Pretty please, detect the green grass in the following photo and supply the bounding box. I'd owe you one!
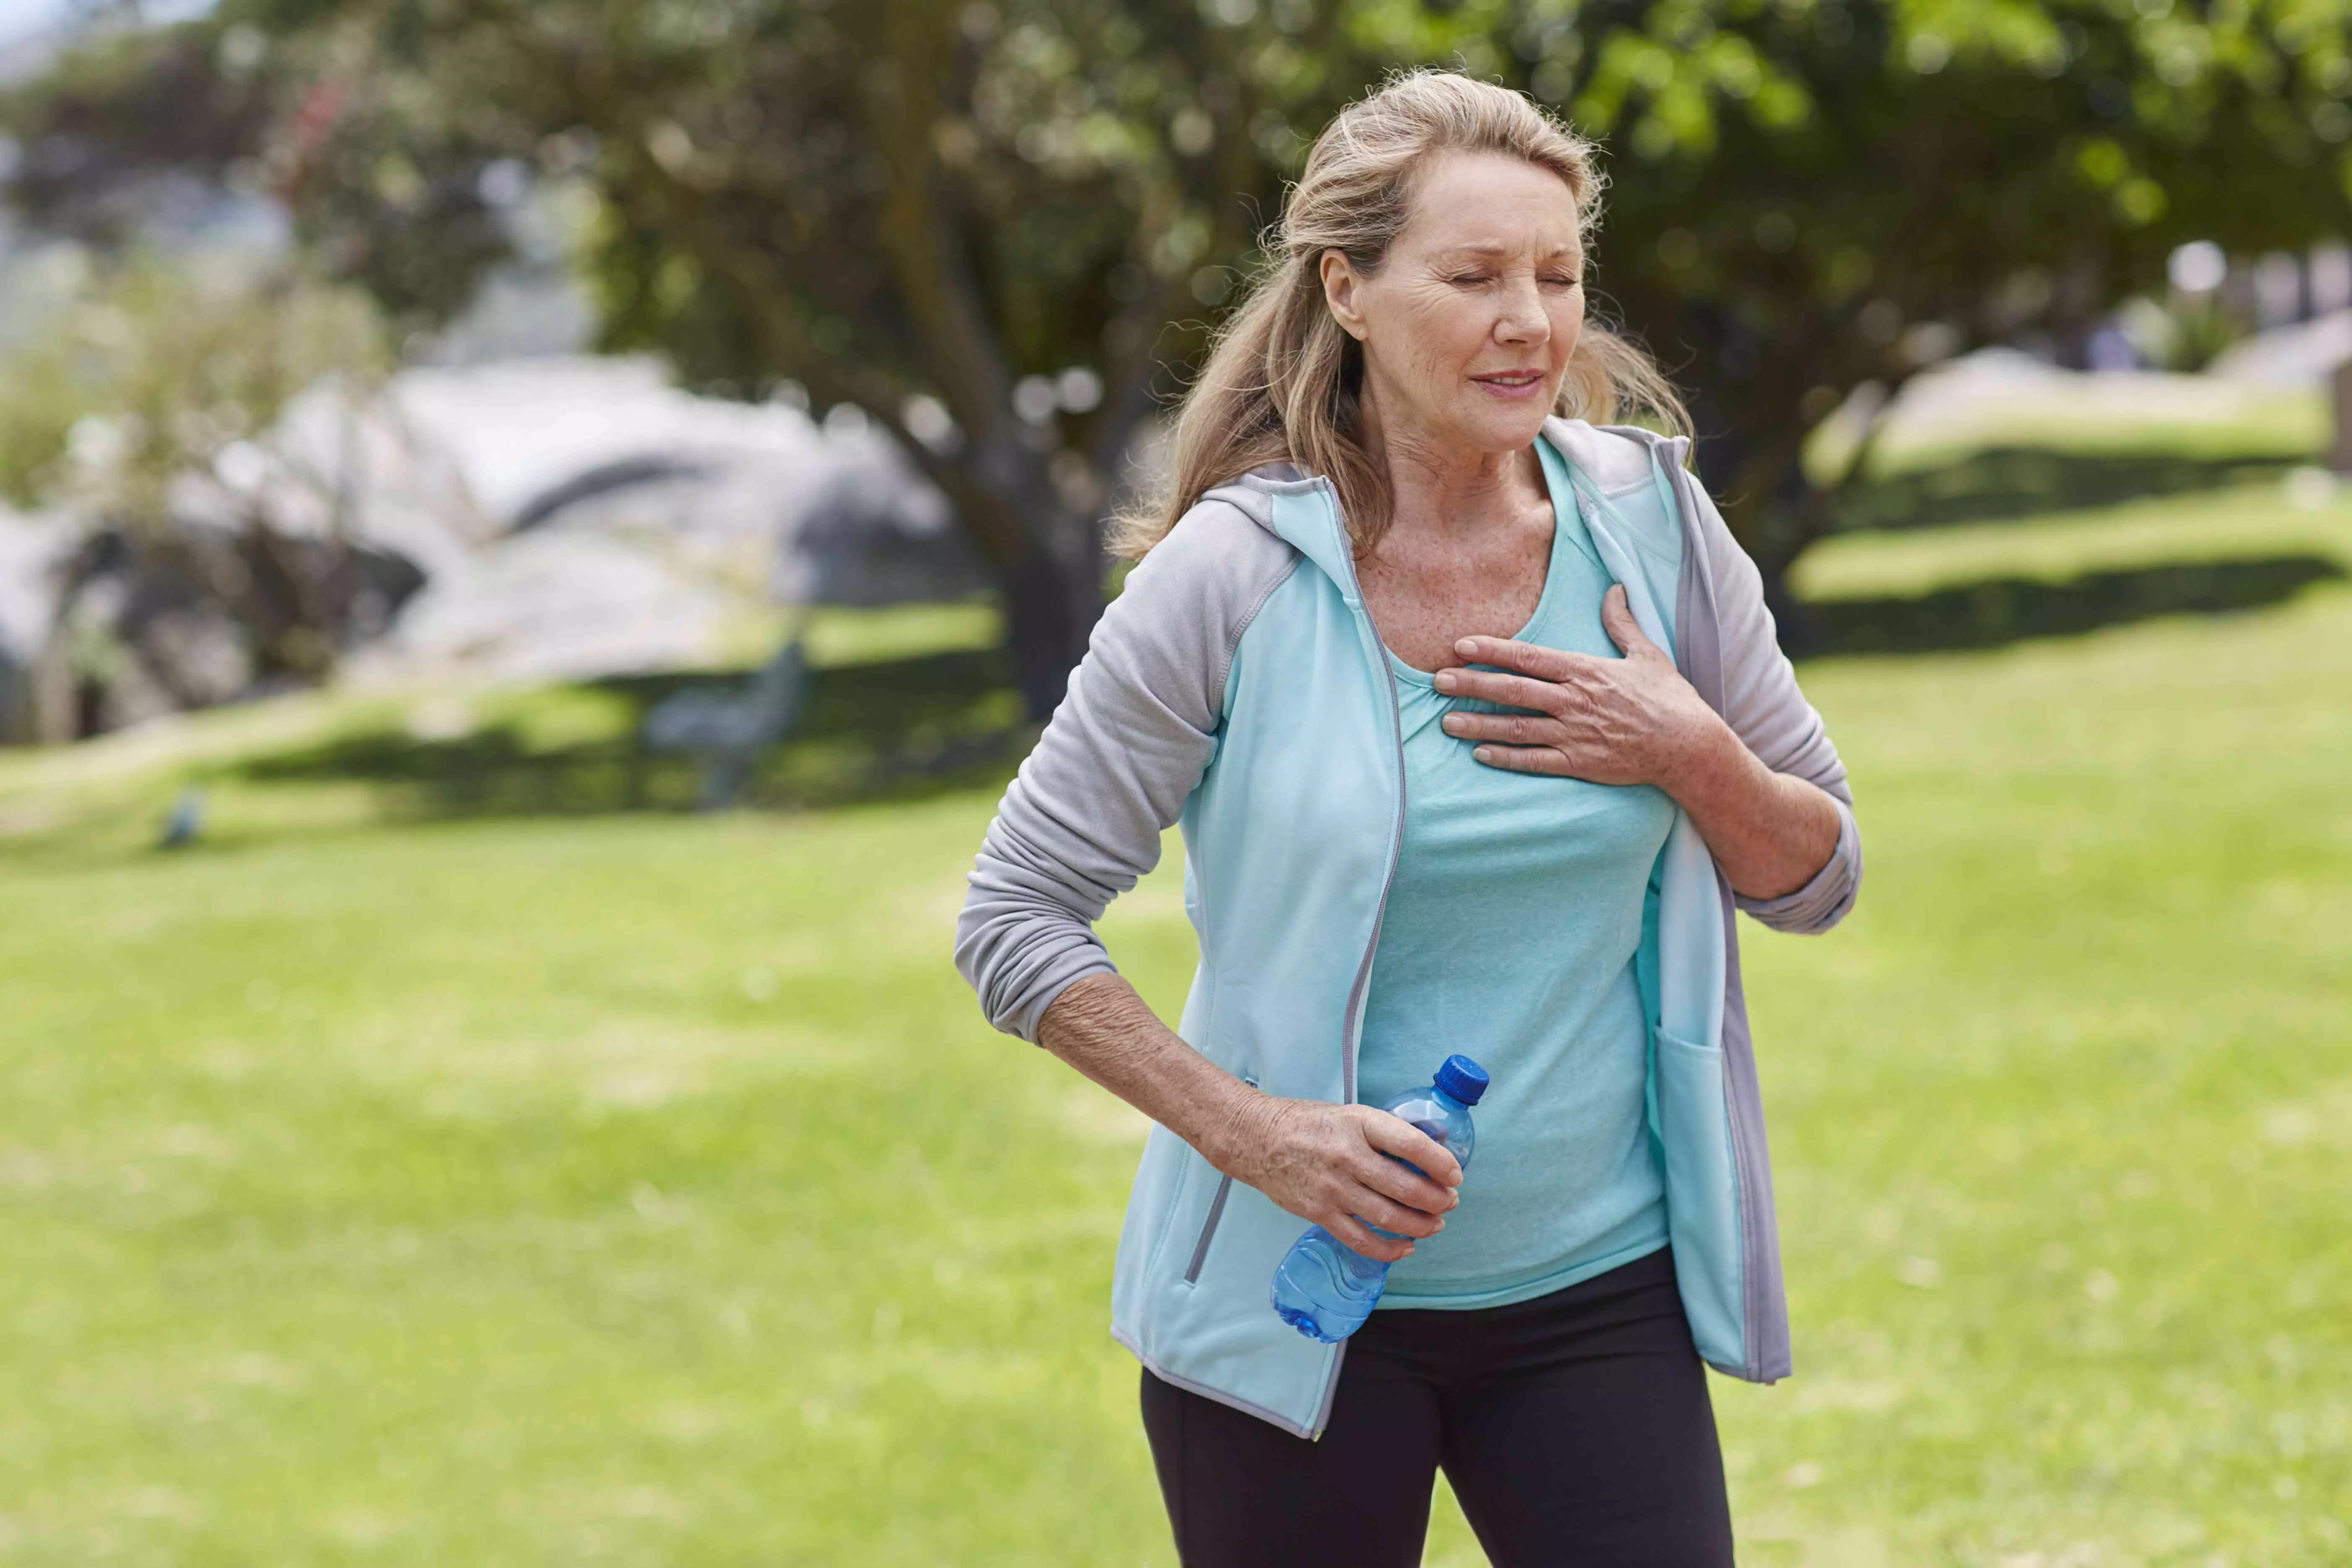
[1794,470,2352,600]
[2,481,2349,1563]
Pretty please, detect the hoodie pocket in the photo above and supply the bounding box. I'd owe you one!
[1180,1074,1259,1287]
[1653,1024,1747,1372]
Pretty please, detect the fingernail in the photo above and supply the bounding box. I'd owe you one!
[1473,747,1493,762]
[1433,671,1456,693]
[1454,638,1476,655]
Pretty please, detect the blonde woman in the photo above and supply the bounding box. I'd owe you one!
[957,70,1860,1565]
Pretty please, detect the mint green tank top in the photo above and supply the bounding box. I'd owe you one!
[1362,439,1674,1309]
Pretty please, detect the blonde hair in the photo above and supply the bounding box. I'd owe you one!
[1111,69,1689,561]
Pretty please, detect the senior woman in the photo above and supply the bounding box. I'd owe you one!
[956,70,1860,1567]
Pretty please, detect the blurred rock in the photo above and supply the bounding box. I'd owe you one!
[0,353,989,737]
[0,508,74,742]
[346,356,983,684]
[399,356,983,598]
[139,603,254,708]
[355,530,731,685]
[2208,311,2352,390]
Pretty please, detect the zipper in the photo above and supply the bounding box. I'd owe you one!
[1304,475,1412,1436]
[1179,1173,1235,1285]
[1181,1073,1259,1285]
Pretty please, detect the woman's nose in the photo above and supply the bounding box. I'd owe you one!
[1494,281,1551,343]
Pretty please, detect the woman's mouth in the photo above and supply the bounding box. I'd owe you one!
[1471,370,1545,397]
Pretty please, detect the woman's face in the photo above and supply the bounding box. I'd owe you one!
[1321,150,1585,459]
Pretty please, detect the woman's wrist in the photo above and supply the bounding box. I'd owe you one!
[1655,717,1845,898]
[1196,1083,1282,1178]
[1654,705,1750,808]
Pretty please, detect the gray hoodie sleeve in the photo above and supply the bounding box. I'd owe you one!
[953,495,1300,1041]
[1689,479,1863,935]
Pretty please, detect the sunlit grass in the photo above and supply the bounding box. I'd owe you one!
[0,478,2347,1563]
[801,598,1002,668]
[1840,384,2328,482]
[1795,471,2352,601]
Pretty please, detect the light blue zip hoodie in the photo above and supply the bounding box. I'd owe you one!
[956,419,1862,1440]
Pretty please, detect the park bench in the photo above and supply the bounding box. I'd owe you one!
[641,616,812,809]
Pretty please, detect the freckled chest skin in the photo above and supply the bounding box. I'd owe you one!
[1356,458,1556,674]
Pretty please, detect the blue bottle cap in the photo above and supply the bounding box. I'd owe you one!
[1435,1054,1489,1106]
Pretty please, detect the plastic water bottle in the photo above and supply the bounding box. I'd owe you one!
[1269,1054,1490,1343]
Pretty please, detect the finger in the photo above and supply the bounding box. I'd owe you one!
[1328,1212,1415,1263]
[1430,667,1564,711]
[1361,1112,1464,1191]
[1350,1186,1445,1239]
[1449,636,1591,681]
[1440,710,1557,746]
[1353,1153,1457,1219]
[1599,584,1654,657]
[1469,743,1576,776]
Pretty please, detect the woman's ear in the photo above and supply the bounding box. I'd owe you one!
[1320,249,1369,342]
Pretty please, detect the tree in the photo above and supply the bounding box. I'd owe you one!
[78,0,1507,718]
[11,0,2349,674]
[1480,0,2352,606]
[11,0,1563,714]
[0,259,397,737]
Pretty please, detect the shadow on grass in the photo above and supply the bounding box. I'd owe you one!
[1841,448,2306,533]
[217,554,2345,820]
[1803,553,2347,657]
[233,648,1031,820]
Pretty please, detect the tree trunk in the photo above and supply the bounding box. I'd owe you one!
[994,541,1100,722]
[1690,411,1836,655]
[948,456,1106,723]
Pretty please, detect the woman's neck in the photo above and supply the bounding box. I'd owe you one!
[1359,386,1545,546]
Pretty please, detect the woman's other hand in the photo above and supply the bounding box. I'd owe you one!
[1210,1096,1463,1263]
[1432,583,1719,787]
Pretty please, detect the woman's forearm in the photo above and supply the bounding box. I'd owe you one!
[1036,972,1271,1171]
[1035,971,1463,1257]
[1664,714,1843,901]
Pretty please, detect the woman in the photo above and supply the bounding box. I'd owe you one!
[956,70,1860,1566]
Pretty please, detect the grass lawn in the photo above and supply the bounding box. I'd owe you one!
[0,479,2347,1564]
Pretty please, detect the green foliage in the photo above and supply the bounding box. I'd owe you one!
[1489,0,2352,569]
[12,0,2351,610]
[234,0,2352,590]
[0,259,389,532]
[0,21,277,247]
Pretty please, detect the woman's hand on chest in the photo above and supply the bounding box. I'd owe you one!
[1433,582,1727,791]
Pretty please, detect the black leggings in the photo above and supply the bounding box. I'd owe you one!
[1139,1246,1734,1568]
